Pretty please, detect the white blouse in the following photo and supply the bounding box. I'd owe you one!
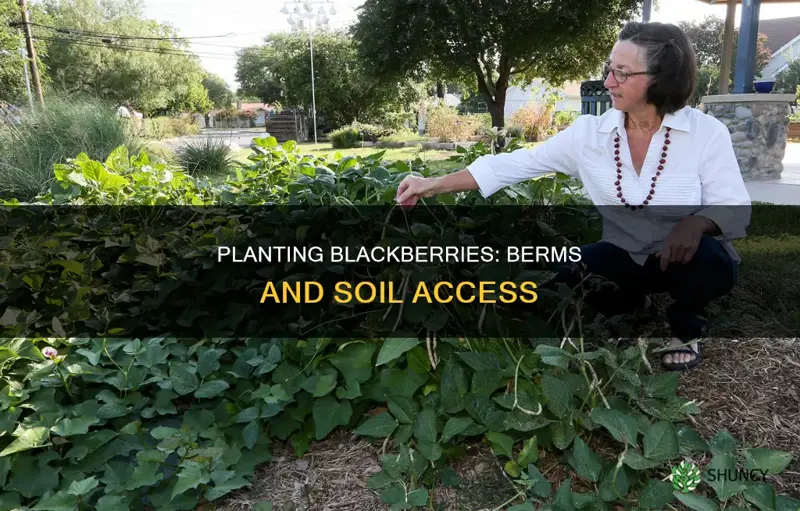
[466,106,752,265]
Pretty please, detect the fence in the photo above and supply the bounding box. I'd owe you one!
[580,80,612,116]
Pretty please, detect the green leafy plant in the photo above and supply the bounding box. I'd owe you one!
[175,137,236,176]
[1,137,797,511]
[0,93,141,201]
[330,127,362,149]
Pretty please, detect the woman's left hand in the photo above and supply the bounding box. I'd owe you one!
[657,216,717,271]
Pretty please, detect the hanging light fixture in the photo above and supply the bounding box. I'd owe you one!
[280,5,289,14]
[329,5,336,15]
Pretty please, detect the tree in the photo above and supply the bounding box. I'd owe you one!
[202,73,234,109]
[235,45,284,105]
[678,15,772,94]
[236,30,420,129]
[775,58,800,95]
[39,0,211,116]
[351,0,642,129]
[0,0,50,104]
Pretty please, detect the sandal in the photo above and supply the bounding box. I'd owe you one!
[659,339,702,371]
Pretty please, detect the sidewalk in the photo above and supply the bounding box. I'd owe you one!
[743,142,800,205]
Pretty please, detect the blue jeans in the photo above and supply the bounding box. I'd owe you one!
[559,235,738,341]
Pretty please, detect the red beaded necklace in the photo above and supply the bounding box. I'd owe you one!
[613,126,671,210]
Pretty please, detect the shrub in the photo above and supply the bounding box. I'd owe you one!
[378,129,428,143]
[426,104,483,142]
[350,122,394,142]
[506,124,525,139]
[509,101,556,142]
[175,137,236,176]
[330,127,361,149]
[379,110,416,131]
[0,93,141,201]
[141,115,201,139]
[468,112,493,132]
[554,110,579,128]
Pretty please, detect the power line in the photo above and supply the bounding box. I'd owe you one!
[11,20,237,41]
[33,35,240,61]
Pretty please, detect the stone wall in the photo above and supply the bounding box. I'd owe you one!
[700,94,794,180]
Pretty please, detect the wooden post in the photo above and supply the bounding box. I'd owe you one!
[18,0,43,106]
[718,0,737,94]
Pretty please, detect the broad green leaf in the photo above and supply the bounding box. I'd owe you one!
[743,482,776,511]
[457,352,501,372]
[169,363,199,396]
[710,430,737,456]
[51,417,99,437]
[621,449,661,470]
[639,478,674,509]
[486,432,514,458]
[642,372,679,398]
[441,358,468,414]
[674,491,721,511]
[535,344,571,368]
[312,396,352,440]
[441,417,473,443]
[643,421,679,462]
[0,427,50,456]
[96,495,127,511]
[394,424,412,444]
[376,338,419,366]
[126,461,163,490]
[508,503,536,511]
[566,437,604,482]
[242,421,259,449]
[590,408,639,446]
[354,412,398,438]
[301,372,337,398]
[406,346,431,374]
[413,407,438,444]
[744,449,793,475]
[328,343,376,383]
[31,490,75,511]
[541,374,572,418]
[67,476,99,496]
[678,425,710,455]
[505,460,522,477]
[776,496,800,511]
[417,441,442,462]
[407,489,428,506]
[550,419,577,450]
[387,396,419,424]
[253,501,273,511]
[172,463,210,499]
[704,454,747,501]
[205,475,250,501]
[599,464,632,502]
[517,436,538,466]
[526,463,553,498]
[234,407,260,423]
[194,380,230,399]
[197,349,224,378]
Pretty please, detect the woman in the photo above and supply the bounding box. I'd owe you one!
[395,21,751,371]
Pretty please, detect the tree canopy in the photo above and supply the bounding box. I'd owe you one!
[351,0,642,128]
[38,0,214,115]
[0,0,50,104]
[202,73,235,109]
[236,30,420,129]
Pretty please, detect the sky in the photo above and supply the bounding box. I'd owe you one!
[141,0,800,92]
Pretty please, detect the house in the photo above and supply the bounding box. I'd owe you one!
[756,16,800,81]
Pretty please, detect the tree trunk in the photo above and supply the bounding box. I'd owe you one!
[436,81,445,99]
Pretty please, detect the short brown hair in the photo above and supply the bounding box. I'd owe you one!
[617,21,698,116]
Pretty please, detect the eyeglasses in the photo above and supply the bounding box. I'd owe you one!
[603,62,649,83]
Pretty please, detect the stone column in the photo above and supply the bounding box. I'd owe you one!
[700,93,795,180]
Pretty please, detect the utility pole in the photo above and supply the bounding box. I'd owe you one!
[18,0,44,106]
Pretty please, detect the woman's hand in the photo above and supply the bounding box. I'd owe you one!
[657,215,718,271]
[395,175,439,207]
